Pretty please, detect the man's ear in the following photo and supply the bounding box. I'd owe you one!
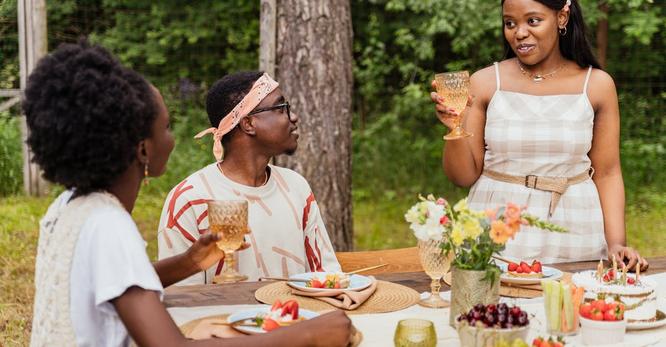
[238,116,257,136]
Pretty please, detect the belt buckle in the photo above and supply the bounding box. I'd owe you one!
[525,175,538,188]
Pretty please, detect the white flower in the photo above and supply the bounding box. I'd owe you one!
[406,200,446,241]
[424,224,444,241]
[411,223,430,241]
[425,201,445,225]
[404,204,421,224]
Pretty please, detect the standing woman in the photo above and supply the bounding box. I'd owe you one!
[431,0,648,270]
[26,41,351,347]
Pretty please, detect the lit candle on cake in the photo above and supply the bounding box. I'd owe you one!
[622,262,628,284]
[597,259,604,280]
[612,254,617,277]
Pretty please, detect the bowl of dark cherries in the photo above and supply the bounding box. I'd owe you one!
[456,303,530,347]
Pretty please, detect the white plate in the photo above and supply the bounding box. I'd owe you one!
[627,309,666,331]
[286,271,373,293]
[499,263,563,285]
[227,306,319,334]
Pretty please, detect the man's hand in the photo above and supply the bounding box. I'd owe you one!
[185,231,251,271]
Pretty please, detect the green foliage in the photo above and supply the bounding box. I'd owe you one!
[351,0,664,205]
[0,117,22,196]
[92,0,259,85]
[141,90,214,196]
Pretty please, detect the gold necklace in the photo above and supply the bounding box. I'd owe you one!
[517,60,565,83]
[218,163,269,186]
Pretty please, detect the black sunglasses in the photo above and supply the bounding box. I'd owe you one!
[247,102,293,121]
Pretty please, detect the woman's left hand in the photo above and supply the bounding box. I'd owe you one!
[608,244,649,272]
[185,231,251,271]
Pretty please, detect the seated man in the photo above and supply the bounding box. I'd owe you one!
[158,71,341,284]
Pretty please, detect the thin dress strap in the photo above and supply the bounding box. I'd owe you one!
[493,62,501,91]
[583,66,593,94]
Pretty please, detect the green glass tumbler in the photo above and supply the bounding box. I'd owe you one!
[393,319,437,347]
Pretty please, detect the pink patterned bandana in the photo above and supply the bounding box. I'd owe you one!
[195,73,279,160]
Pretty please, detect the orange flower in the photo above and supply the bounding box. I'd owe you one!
[506,220,520,238]
[490,220,512,244]
[485,208,497,221]
[503,203,523,226]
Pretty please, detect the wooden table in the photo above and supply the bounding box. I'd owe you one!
[164,257,666,308]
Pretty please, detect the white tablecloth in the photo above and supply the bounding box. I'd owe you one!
[168,273,666,347]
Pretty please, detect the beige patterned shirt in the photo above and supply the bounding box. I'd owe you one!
[158,163,340,284]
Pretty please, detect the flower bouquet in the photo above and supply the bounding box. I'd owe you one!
[405,195,566,322]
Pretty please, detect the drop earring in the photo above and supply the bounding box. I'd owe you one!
[143,161,150,185]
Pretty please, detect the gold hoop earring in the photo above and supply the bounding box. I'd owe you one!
[143,162,150,185]
[559,27,567,36]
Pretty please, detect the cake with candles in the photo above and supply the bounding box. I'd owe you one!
[572,257,657,322]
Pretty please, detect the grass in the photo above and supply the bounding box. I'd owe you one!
[1,190,664,345]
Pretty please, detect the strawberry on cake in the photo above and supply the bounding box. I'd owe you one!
[507,260,543,278]
[572,262,657,323]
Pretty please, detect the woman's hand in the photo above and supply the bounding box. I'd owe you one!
[296,310,353,347]
[185,231,251,271]
[608,244,649,272]
[430,80,472,130]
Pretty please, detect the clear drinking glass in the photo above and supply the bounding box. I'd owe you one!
[434,71,473,140]
[394,319,437,347]
[207,200,249,283]
[417,239,453,308]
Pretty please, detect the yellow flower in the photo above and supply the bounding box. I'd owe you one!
[453,198,469,213]
[451,224,464,246]
[461,217,483,240]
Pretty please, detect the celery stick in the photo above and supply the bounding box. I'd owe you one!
[542,280,552,321]
[549,281,562,331]
[562,284,574,332]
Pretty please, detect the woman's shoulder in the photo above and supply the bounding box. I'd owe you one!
[587,68,616,91]
[471,62,500,81]
[470,62,502,99]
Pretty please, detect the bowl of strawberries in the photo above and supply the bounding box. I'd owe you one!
[578,299,626,345]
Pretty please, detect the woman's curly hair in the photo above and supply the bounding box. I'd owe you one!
[23,40,157,194]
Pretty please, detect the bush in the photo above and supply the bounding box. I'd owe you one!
[0,115,23,196]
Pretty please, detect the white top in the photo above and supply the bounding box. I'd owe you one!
[158,163,340,284]
[39,191,163,347]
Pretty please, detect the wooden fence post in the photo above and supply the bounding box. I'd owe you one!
[18,0,49,196]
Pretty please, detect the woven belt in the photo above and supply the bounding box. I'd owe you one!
[482,167,595,217]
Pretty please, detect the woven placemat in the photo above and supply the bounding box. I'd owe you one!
[255,280,420,314]
[180,314,230,338]
[443,271,573,298]
[178,313,363,346]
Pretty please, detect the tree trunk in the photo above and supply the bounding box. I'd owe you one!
[18,0,49,196]
[596,1,609,69]
[259,0,277,76]
[273,0,354,250]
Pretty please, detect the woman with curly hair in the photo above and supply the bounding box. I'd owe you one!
[25,41,351,347]
[430,0,647,270]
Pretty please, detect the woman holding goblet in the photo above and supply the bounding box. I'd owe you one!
[430,0,648,271]
[27,40,352,347]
